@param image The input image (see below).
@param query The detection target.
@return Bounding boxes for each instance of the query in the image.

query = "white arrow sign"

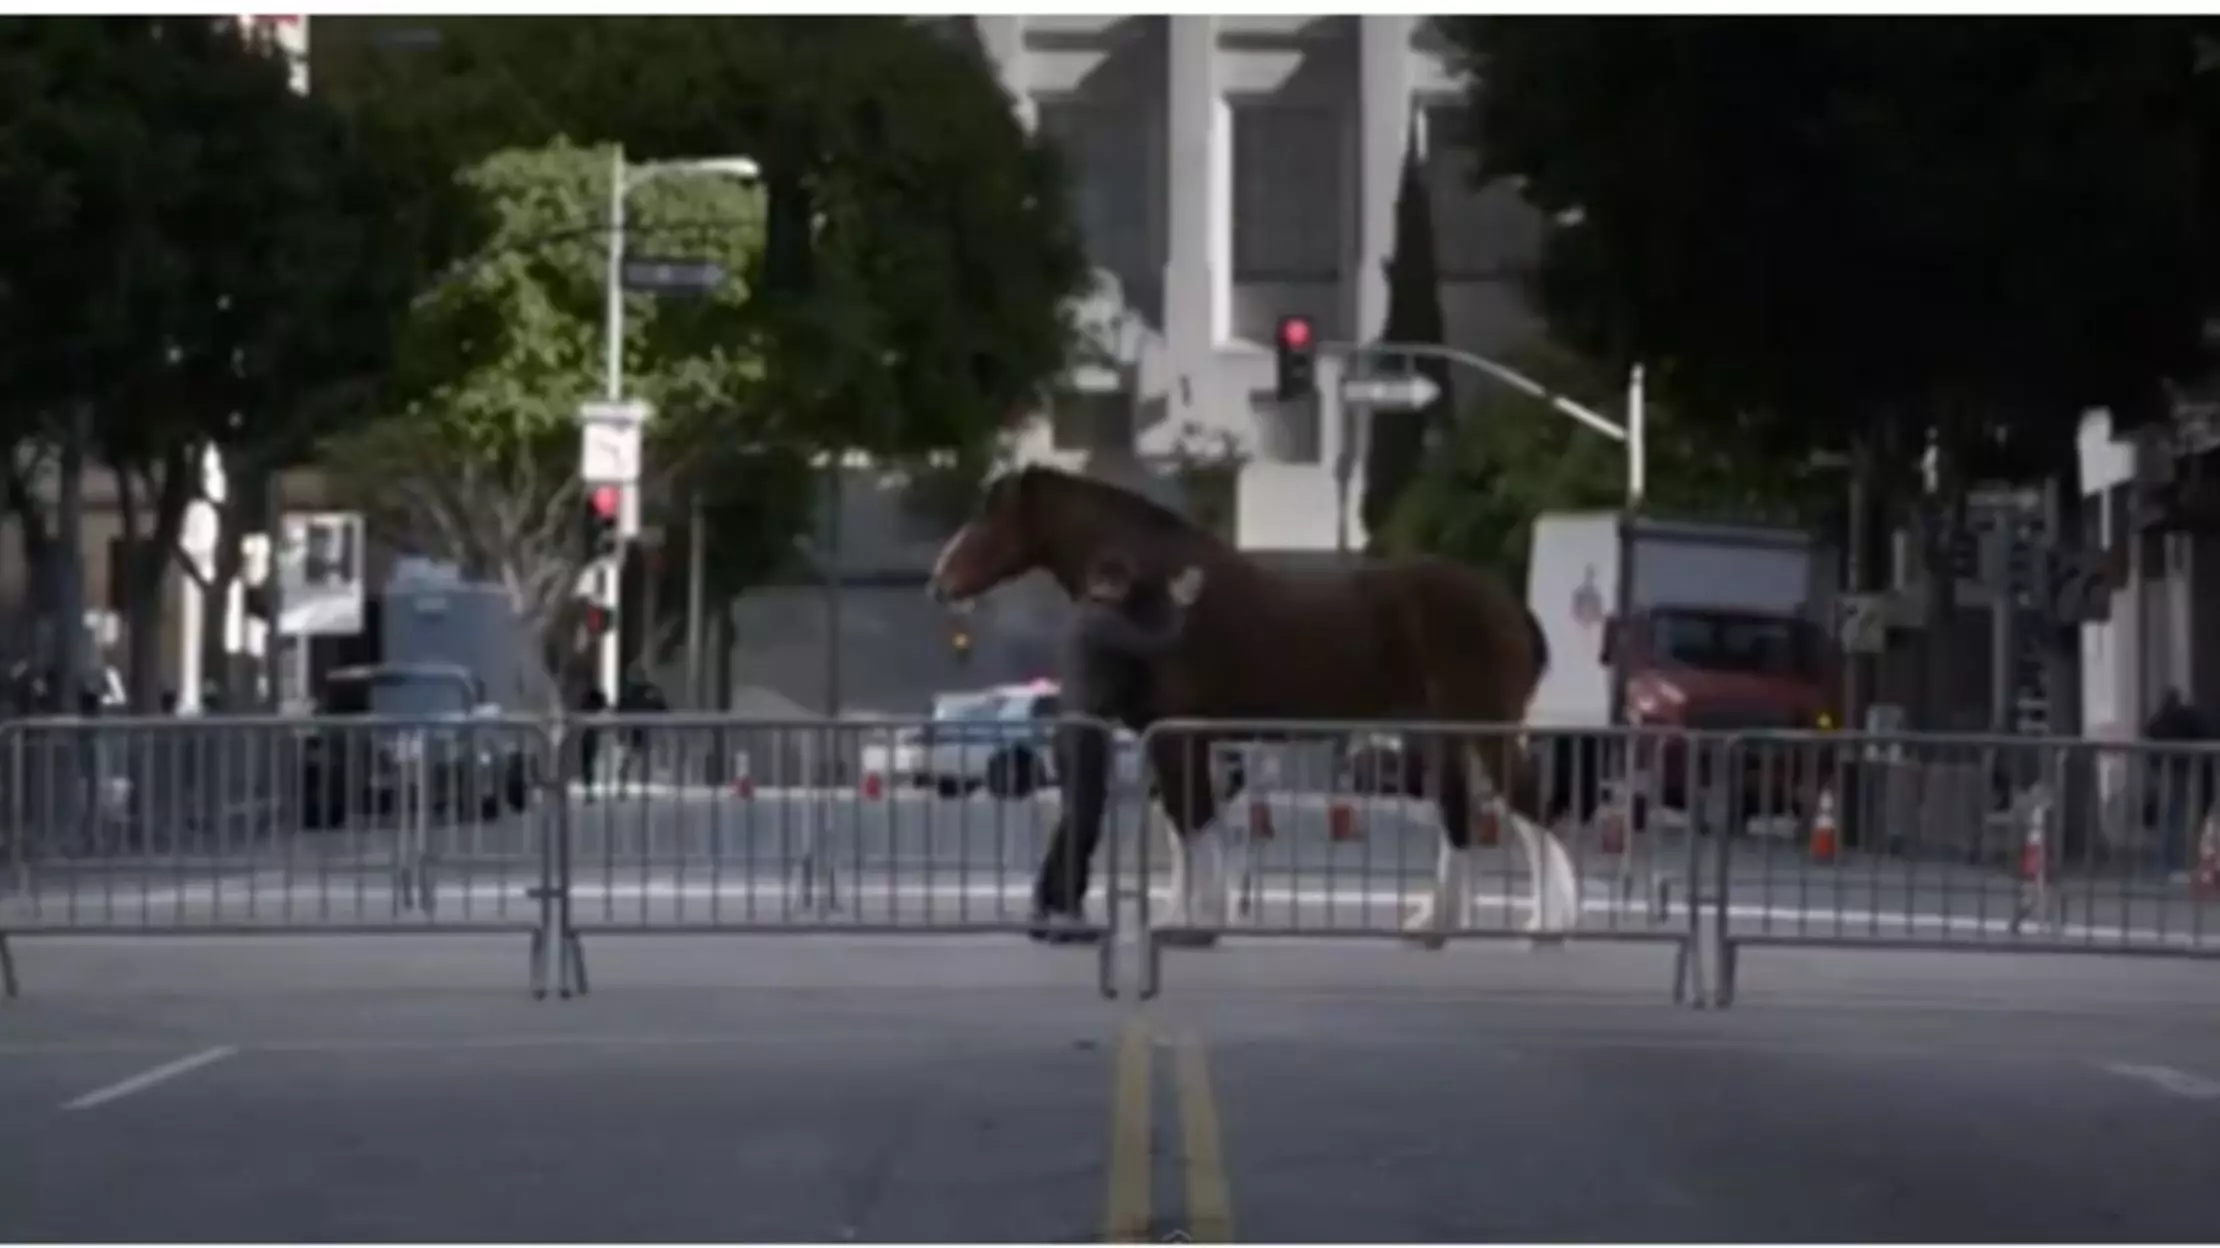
[577,399,653,488]
[1341,373,1441,411]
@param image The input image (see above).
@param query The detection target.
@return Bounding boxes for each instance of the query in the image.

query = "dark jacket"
[619,677,667,714]
[2146,693,2207,743]
[1061,585,1186,721]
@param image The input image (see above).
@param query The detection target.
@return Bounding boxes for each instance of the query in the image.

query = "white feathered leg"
[1402,836,1473,950]
[1188,826,1230,930]
[1157,812,1191,929]
[1511,812,1581,938]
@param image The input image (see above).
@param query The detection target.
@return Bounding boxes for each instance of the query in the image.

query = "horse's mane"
[1015,464,1207,541]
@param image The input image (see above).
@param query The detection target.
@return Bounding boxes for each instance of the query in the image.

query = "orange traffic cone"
[2017,802,2048,886]
[1248,798,1277,842]
[1808,788,1840,863]
[2194,806,2220,897]
[1474,801,1503,848]
[1327,800,1360,842]
[1596,800,1629,856]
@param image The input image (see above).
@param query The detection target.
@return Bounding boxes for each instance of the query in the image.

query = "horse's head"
[929,467,1051,605]
[930,464,1200,606]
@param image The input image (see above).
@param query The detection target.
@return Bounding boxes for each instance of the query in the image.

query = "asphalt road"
[2,935,2219,1242]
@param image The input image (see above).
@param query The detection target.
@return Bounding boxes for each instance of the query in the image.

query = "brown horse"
[927,465,1583,944]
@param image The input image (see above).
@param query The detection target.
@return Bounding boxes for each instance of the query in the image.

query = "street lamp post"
[593,145,759,702]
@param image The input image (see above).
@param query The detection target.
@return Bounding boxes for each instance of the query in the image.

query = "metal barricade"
[12,709,2213,1010]
[1711,729,2220,1007]
[1130,720,1722,1002]
[0,714,559,1000]
[546,713,1131,998]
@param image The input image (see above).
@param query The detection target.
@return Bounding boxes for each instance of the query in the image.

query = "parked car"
[298,663,532,829]
[862,681,1145,800]
[1345,733,1428,797]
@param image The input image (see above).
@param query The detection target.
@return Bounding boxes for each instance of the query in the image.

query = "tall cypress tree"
[1360,121,1454,546]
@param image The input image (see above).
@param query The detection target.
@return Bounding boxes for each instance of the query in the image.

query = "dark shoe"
[1026,909,1101,945]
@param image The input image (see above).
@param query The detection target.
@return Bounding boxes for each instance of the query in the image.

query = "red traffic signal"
[582,603,611,636]
[583,486,622,558]
[1274,314,1318,401]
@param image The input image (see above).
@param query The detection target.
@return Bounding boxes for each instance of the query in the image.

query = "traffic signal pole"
[589,146,759,704]
[596,144,630,704]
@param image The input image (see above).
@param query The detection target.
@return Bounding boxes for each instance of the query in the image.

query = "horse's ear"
[1008,465,1048,514]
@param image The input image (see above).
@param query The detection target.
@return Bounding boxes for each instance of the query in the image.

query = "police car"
[865,680,1144,800]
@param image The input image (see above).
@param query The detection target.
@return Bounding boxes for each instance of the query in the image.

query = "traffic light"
[1274,314,1317,401]
[579,599,612,639]
[583,485,622,559]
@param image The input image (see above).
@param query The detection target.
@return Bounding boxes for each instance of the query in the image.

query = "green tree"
[0,18,415,705]
[1381,342,1822,588]
[309,19,1088,672]
[320,16,1088,464]
[321,140,786,704]
[1360,129,1453,543]
[1439,19,2220,725]
[1439,18,2215,467]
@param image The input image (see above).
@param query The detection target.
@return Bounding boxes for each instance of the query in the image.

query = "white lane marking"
[62,1045,238,1111]
[2099,1062,2220,1101]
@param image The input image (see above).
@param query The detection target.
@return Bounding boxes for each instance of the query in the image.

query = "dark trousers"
[1033,721,1114,916]
[578,731,602,797]
[617,727,650,796]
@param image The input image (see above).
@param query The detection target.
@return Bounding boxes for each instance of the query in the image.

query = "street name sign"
[1340,374,1441,411]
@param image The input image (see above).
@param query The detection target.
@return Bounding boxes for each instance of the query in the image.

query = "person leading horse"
[929,465,1588,947]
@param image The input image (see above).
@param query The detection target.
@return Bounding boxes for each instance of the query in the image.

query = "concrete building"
[2077,409,2220,743]
[974,15,1543,553]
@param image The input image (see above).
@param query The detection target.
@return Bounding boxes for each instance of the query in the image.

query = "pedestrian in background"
[615,667,667,800]
[2143,689,2209,873]
[577,683,609,803]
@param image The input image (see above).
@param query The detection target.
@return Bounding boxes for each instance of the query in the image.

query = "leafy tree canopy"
[1381,342,1824,588]
[1361,138,1455,541]
[325,140,795,697]
[0,17,419,700]
[322,16,1090,464]
[1440,18,2220,467]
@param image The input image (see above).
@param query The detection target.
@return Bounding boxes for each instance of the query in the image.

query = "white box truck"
[1527,511,1839,817]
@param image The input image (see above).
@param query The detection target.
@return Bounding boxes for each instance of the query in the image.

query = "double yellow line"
[1105,1014,1234,1243]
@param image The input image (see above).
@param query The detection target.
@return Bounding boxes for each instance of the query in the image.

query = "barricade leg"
[528,926,549,1001]
[0,933,16,1000]
[560,929,589,998]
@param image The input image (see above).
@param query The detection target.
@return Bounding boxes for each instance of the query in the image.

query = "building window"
[1177,462,1240,543]
[1422,103,1542,282]
[1049,390,1132,453]
[1255,397,1322,465]
[1232,103,1346,282]
[1035,98,1151,290]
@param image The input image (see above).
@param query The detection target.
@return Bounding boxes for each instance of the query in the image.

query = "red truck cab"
[1607,605,1838,816]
